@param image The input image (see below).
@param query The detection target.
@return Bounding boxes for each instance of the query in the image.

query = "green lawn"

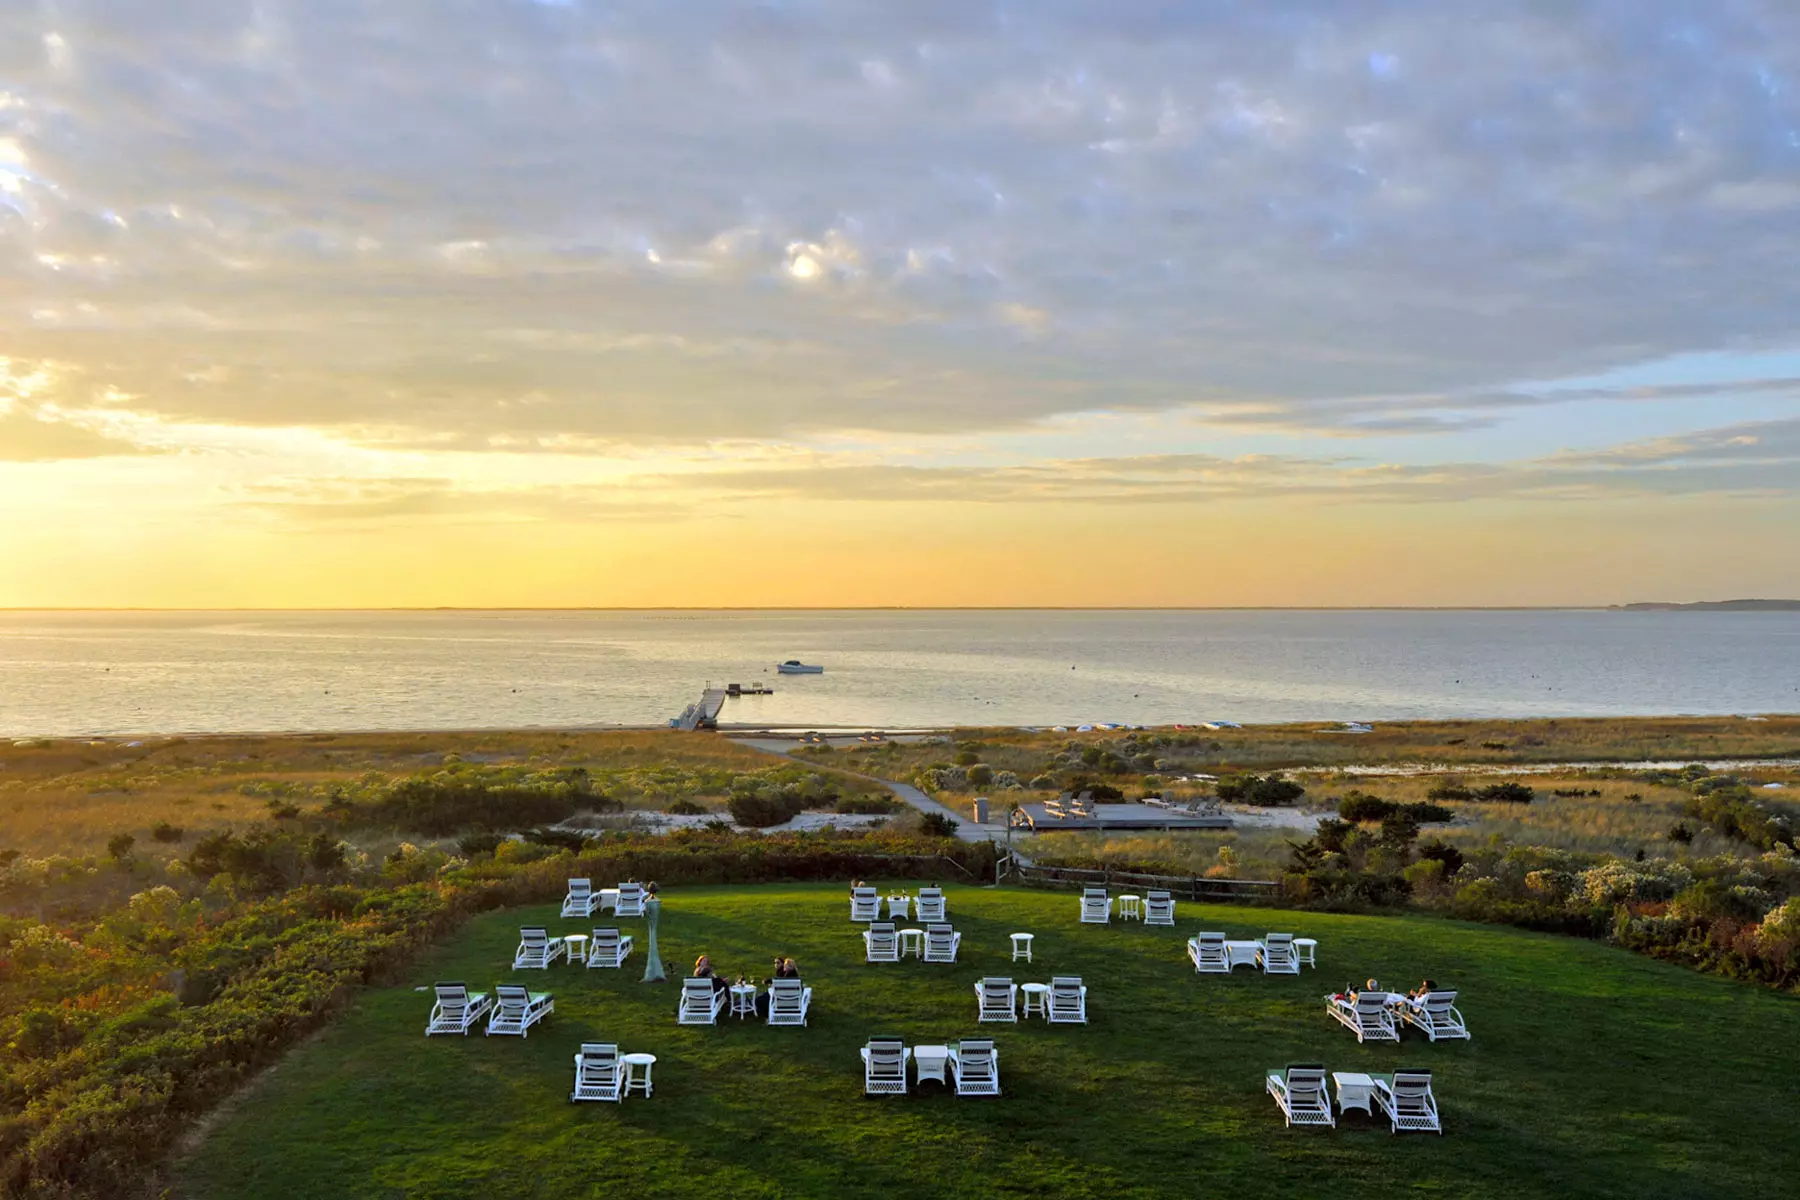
[174,884,1799,1200]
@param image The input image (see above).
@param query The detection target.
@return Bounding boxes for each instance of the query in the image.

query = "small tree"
[106,833,135,863]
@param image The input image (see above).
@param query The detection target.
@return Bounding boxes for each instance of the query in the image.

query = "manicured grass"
[174,884,1798,1200]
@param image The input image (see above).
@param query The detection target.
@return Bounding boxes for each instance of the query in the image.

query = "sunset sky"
[4,1,1800,608]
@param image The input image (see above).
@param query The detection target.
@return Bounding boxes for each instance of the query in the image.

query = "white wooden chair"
[949,1039,1000,1096]
[561,878,595,918]
[1327,991,1400,1043]
[1374,1069,1442,1134]
[1258,933,1300,975]
[1266,1064,1334,1127]
[614,882,646,918]
[1048,976,1088,1024]
[861,1037,910,1095]
[864,921,900,963]
[1400,991,1470,1041]
[923,924,962,963]
[425,982,491,1036]
[975,977,1018,1022]
[1143,890,1175,926]
[1187,932,1231,974]
[586,927,634,969]
[850,886,880,922]
[914,887,946,923]
[766,978,813,1026]
[678,977,727,1025]
[485,984,553,1037]
[570,1042,623,1102]
[513,927,566,970]
[1080,887,1112,924]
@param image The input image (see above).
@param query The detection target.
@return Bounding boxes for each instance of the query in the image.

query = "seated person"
[1406,978,1438,1003]
[692,955,731,996]
[776,957,800,979]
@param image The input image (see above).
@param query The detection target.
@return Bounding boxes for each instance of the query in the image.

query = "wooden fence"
[1003,858,1281,901]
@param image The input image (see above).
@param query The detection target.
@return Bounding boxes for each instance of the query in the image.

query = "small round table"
[913,1044,950,1086]
[729,984,757,1019]
[1294,937,1318,968]
[886,895,911,920]
[1021,982,1051,1019]
[1117,894,1143,920]
[562,933,589,965]
[1332,1070,1374,1115]
[623,1053,657,1097]
[1010,932,1034,962]
[898,927,926,958]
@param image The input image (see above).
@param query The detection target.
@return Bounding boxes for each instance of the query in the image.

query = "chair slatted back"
[925,924,957,958]
[567,878,591,897]
[865,1039,906,1079]
[494,984,529,1015]
[591,928,621,955]
[956,1040,996,1080]
[769,978,805,1016]
[1049,976,1084,1015]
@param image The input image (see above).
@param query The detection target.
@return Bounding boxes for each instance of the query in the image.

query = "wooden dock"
[673,687,729,731]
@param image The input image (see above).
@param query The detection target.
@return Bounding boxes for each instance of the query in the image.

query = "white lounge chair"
[1143,890,1175,926]
[1080,887,1112,924]
[614,882,647,918]
[678,977,727,1025]
[1373,1069,1442,1134]
[914,887,946,923]
[864,921,900,963]
[486,984,553,1037]
[570,1042,623,1102]
[513,927,566,970]
[1266,1064,1334,1127]
[586,927,634,969]
[949,1039,1000,1096]
[1047,976,1088,1024]
[766,978,813,1026]
[561,878,595,918]
[1258,933,1300,975]
[1327,991,1400,1043]
[975,977,1018,1023]
[850,886,880,923]
[425,982,492,1036]
[1399,991,1470,1042]
[1187,932,1231,974]
[923,924,962,963]
[861,1037,910,1095]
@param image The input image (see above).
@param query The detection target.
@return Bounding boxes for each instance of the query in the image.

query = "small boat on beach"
[777,660,824,675]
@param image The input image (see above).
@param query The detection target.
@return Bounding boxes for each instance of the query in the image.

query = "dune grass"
[174,883,1798,1200]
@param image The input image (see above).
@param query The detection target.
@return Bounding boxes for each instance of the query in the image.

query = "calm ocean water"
[1,610,1797,737]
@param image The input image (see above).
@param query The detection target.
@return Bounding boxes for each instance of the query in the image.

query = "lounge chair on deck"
[862,1038,910,1095]
[678,977,727,1025]
[1327,991,1400,1043]
[976,977,1018,1022]
[1400,991,1470,1041]
[1266,1064,1334,1127]
[949,1040,1000,1096]
[850,886,880,923]
[561,878,595,918]
[513,927,566,970]
[613,882,646,917]
[1187,931,1231,974]
[1048,976,1088,1024]
[1373,1069,1442,1134]
[864,921,900,963]
[767,978,813,1026]
[425,982,491,1036]
[570,1042,623,1102]
[914,887,946,923]
[923,924,962,963]
[486,984,553,1037]
[1080,887,1112,924]
[1258,933,1299,974]
[1144,890,1175,926]
[586,927,634,968]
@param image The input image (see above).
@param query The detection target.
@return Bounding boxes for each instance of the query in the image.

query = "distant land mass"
[1616,599,1800,612]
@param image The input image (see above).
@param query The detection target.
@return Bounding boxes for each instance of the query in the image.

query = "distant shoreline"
[5,604,1799,613]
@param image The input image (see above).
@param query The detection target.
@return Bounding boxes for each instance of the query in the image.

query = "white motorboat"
[777,660,824,675]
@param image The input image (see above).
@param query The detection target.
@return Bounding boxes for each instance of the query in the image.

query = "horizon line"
[0,604,1777,614]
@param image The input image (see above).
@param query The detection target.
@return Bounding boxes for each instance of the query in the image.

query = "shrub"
[728,792,805,828]
[456,832,507,858]
[918,813,960,838]
[1473,782,1535,804]
[1338,792,1394,822]
[1416,838,1465,876]
[666,800,706,816]
[106,834,135,862]
[954,750,979,766]
[1427,782,1474,802]
[1027,775,1055,790]
[150,822,185,844]
[967,765,995,787]
[834,796,902,816]
[1215,774,1305,806]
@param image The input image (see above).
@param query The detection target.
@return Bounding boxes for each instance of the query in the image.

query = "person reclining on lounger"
[1405,978,1438,1005]
[692,955,732,996]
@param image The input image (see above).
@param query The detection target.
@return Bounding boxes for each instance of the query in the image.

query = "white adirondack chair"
[425,982,492,1036]
[513,927,566,970]
[1258,933,1300,975]
[864,921,900,963]
[1266,1064,1334,1127]
[914,887,946,923]
[586,926,634,969]
[1374,1069,1442,1134]
[850,886,880,922]
[614,882,647,918]
[486,984,553,1037]
[1143,890,1175,926]
[1187,932,1231,974]
[861,1038,910,1095]
[561,878,595,918]
[1048,976,1088,1024]
[923,924,962,963]
[1079,887,1112,924]
[949,1039,1000,1096]
[1327,992,1400,1043]
[975,977,1018,1022]
[1399,991,1470,1041]
[678,977,727,1025]
[766,978,813,1026]
[570,1042,623,1102]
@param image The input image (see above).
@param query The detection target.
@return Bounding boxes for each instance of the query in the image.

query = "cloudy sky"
[3,0,1799,606]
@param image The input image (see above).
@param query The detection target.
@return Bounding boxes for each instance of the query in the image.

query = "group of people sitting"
[1330,977,1438,1006]
[690,953,801,1016]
